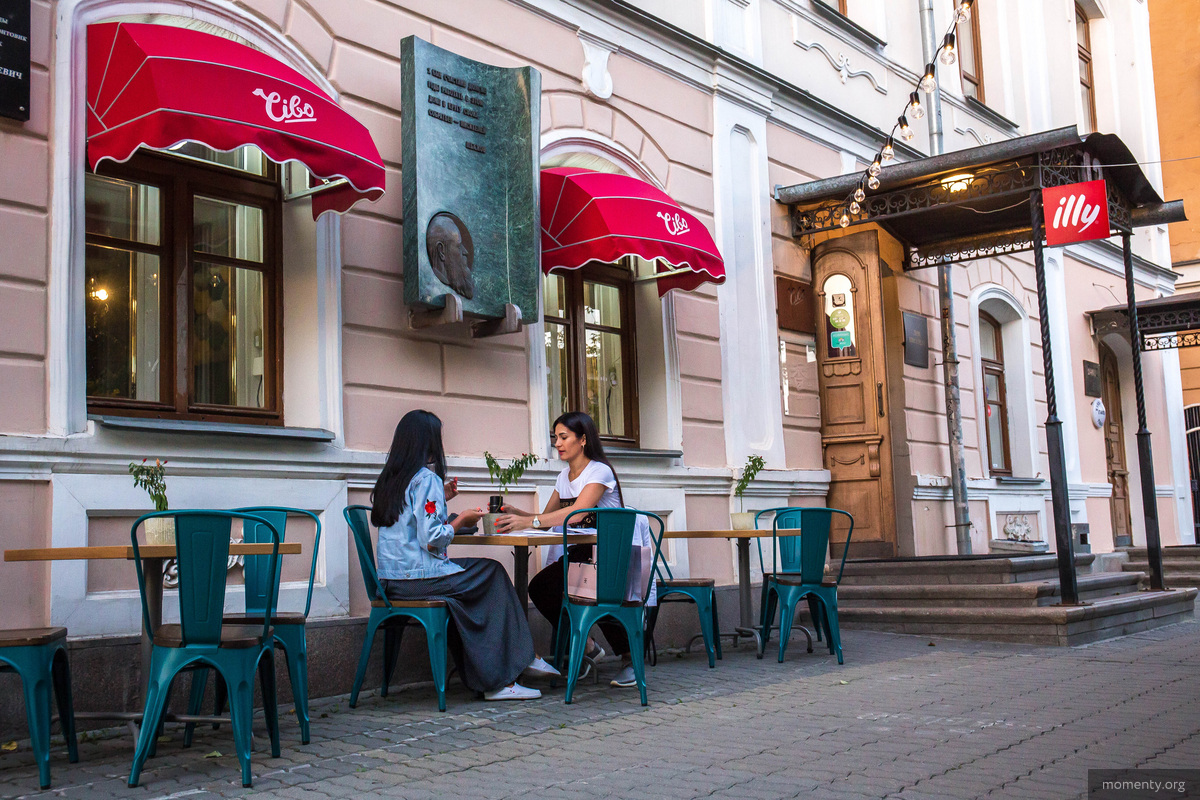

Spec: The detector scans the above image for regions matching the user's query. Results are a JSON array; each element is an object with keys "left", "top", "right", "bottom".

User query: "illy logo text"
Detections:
[
  {"left": 1042, "top": 180, "right": 1110, "bottom": 247},
  {"left": 252, "top": 89, "right": 316, "bottom": 124}
]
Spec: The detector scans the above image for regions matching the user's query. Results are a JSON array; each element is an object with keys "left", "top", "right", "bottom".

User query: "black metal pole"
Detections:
[
  {"left": 1030, "top": 191, "right": 1079, "bottom": 604},
  {"left": 1121, "top": 232, "right": 1167, "bottom": 591}
]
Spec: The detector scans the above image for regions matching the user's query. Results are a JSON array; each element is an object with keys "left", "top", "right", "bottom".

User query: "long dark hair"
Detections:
[
  {"left": 371, "top": 410, "right": 448, "bottom": 528},
  {"left": 552, "top": 411, "right": 624, "bottom": 506}
]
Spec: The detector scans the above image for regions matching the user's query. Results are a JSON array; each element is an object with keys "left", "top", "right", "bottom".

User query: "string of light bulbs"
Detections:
[{"left": 840, "top": 0, "right": 975, "bottom": 227}]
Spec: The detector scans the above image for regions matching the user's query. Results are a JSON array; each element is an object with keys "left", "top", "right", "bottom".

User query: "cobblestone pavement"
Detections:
[{"left": 2, "top": 620, "right": 1199, "bottom": 800}]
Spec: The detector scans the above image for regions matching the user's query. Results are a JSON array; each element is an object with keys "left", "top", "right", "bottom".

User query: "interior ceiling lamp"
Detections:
[{"left": 940, "top": 173, "right": 975, "bottom": 193}]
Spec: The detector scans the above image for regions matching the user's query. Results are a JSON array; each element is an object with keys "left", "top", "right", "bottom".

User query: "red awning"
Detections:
[
  {"left": 540, "top": 167, "right": 725, "bottom": 296},
  {"left": 86, "top": 22, "right": 385, "bottom": 219}
]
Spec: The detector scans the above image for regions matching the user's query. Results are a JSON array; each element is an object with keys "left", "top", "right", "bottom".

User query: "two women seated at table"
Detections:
[
  {"left": 496, "top": 411, "right": 655, "bottom": 690},
  {"left": 370, "top": 410, "right": 558, "bottom": 701}
]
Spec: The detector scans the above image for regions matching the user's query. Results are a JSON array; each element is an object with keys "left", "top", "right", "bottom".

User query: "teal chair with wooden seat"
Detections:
[
  {"left": 343, "top": 505, "right": 450, "bottom": 712},
  {"left": 757, "top": 507, "right": 854, "bottom": 664},
  {"left": 128, "top": 510, "right": 282, "bottom": 788},
  {"left": 0, "top": 627, "right": 78, "bottom": 789},
  {"left": 645, "top": 554, "right": 721, "bottom": 669},
  {"left": 753, "top": 508, "right": 817, "bottom": 654},
  {"left": 183, "top": 506, "right": 322, "bottom": 745},
  {"left": 552, "top": 508, "right": 665, "bottom": 706}
]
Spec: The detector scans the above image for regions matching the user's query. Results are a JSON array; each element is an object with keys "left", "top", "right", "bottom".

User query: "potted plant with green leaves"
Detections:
[
  {"left": 731, "top": 454, "right": 765, "bottom": 530},
  {"left": 130, "top": 458, "right": 173, "bottom": 545},
  {"left": 481, "top": 451, "right": 539, "bottom": 535}
]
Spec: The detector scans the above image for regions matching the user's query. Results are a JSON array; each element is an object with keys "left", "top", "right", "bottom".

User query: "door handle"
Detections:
[{"left": 876, "top": 382, "right": 884, "bottom": 417}]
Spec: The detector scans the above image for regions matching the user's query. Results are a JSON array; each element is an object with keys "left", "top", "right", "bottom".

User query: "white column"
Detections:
[
  {"left": 1043, "top": 250, "right": 1088, "bottom": 524},
  {"left": 1159, "top": 348, "right": 1197, "bottom": 544}
]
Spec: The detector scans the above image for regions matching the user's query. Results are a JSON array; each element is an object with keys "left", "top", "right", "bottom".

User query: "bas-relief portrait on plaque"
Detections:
[{"left": 401, "top": 36, "right": 541, "bottom": 325}]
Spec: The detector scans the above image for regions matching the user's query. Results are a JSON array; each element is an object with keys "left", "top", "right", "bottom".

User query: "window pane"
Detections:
[
  {"left": 167, "top": 143, "right": 268, "bottom": 176},
  {"left": 194, "top": 196, "right": 264, "bottom": 262},
  {"left": 1080, "top": 77, "right": 1095, "bottom": 132},
  {"left": 586, "top": 330, "right": 625, "bottom": 437},
  {"left": 545, "top": 321, "right": 570, "bottom": 426},
  {"left": 193, "top": 262, "right": 266, "bottom": 408},
  {"left": 979, "top": 319, "right": 999, "bottom": 361},
  {"left": 822, "top": 274, "right": 857, "bottom": 357},
  {"left": 987, "top": 403, "right": 1007, "bottom": 471},
  {"left": 85, "top": 244, "right": 161, "bottom": 401},
  {"left": 584, "top": 282, "right": 622, "bottom": 328},
  {"left": 957, "top": 20, "right": 978, "bottom": 79},
  {"left": 85, "top": 175, "right": 161, "bottom": 245},
  {"left": 544, "top": 272, "right": 567, "bottom": 318}
]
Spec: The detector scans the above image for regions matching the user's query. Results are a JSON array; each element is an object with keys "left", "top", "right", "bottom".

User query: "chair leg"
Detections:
[
  {"left": 50, "top": 647, "right": 79, "bottom": 764},
  {"left": 224, "top": 667, "right": 256, "bottom": 788},
  {"left": 711, "top": 594, "right": 723, "bottom": 660},
  {"left": 563, "top": 611, "right": 591, "bottom": 705},
  {"left": 422, "top": 614, "right": 449, "bottom": 712},
  {"left": 182, "top": 666, "right": 210, "bottom": 747},
  {"left": 759, "top": 586, "right": 778, "bottom": 659},
  {"left": 694, "top": 594, "right": 716, "bottom": 669},
  {"left": 381, "top": 623, "right": 403, "bottom": 698},
  {"left": 820, "top": 591, "right": 844, "bottom": 664},
  {"left": 807, "top": 596, "right": 824, "bottom": 642},
  {"left": 21, "top": 657, "right": 53, "bottom": 789},
  {"left": 549, "top": 606, "right": 570, "bottom": 689},
  {"left": 148, "top": 678, "right": 177, "bottom": 758},
  {"left": 128, "top": 650, "right": 175, "bottom": 787},
  {"left": 276, "top": 627, "right": 311, "bottom": 743},
  {"left": 644, "top": 605, "right": 660, "bottom": 667},
  {"left": 777, "top": 598, "right": 796, "bottom": 664},
  {"left": 258, "top": 650, "right": 281, "bottom": 758},
  {"left": 350, "top": 614, "right": 383, "bottom": 708},
  {"left": 625, "top": 613, "right": 648, "bottom": 707},
  {"left": 213, "top": 672, "right": 228, "bottom": 728}
]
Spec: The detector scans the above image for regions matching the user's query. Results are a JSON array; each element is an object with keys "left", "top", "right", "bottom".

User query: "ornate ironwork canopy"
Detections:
[
  {"left": 1091, "top": 292, "right": 1200, "bottom": 351},
  {"left": 775, "top": 126, "right": 1184, "bottom": 270}
]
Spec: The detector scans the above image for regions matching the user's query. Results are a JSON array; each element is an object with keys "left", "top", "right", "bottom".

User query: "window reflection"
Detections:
[{"left": 822, "top": 274, "right": 857, "bottom": 358}]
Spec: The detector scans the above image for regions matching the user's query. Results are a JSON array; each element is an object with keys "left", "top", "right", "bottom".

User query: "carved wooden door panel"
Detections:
[
  {"left": 1100, "top": 345, "right": 1132, "bottom": 547},
  {"left": 812, "top": 231, "right": 896, "bottom": 558}
]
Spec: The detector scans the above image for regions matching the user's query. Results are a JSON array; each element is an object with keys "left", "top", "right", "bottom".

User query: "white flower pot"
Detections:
[
  {"left": 731, "top": 512, "right": 756, "bottom": 531},
  {"left": 146, "top": 516, "right": 176, "bottom": 546}
]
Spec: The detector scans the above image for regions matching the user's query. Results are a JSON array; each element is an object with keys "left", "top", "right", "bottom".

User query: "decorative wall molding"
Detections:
[
  {"left": 791, "top": 15, "right": 886, "bottom": 95},
  {"left": 577, "top": 29, "right": 616, "bottom": 99},
  {"left": 955, "top": 125, "right": 993, "bottom": 146}
]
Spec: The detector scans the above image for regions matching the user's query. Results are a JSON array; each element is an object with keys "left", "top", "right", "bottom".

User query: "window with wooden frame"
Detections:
[
  {"left": 957, "top": 4, "right": 984, "bottom": 103},
  {"left": 84, "top": 145, "right": 283, "bottom": 424},
  {"left": 1076, "top": 3, "right": 1097, "bottom": 134},
  {"left": 543, "top": 260, "right": 639, "bottom": 447},
  {"left": 979, "top": 312, "right": 1011, "bottom": 475}
]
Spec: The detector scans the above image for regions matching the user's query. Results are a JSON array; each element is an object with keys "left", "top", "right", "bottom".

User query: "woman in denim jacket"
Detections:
[{"left": 372, "top": 410, "right": 557, "bottom": 700}]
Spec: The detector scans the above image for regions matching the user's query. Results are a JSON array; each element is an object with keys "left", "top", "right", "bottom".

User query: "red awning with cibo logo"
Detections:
[{"left": 86, "top": 22, "right": 385, "bottom": 218}]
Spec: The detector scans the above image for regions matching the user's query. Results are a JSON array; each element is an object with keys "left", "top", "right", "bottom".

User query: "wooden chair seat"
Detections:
[
  {"left": 371, "top": 598, "right": 447, "bottom": 608},
  {"left": 567, "top": 595, "right": 641, "bottom": 607},
  {"left": 0, "top": 627, "right": 68, "bottom": 648},
  {"left": 223, "top": 611, "right": 306, "bottom": 625},
  {"left": 657, "top": 578, "right": 715, "bottom": 588},
  {"left": 153, "top": 624, "right": 269, "bottom": 649}
]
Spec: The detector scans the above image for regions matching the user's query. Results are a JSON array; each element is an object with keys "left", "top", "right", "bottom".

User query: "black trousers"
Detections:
[
  {"left": 382, "top": 558, "right": 535, "bottom": 693},
  {"left": 528, "top": 544, "right": 631, "bottom": 656}
]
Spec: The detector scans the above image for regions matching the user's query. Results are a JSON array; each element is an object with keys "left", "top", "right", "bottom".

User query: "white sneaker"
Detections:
[
  {"left": 522, "top": 656, "right": 561, "bottom": 679},
  {"left": 484, "top": 683, "right": 541, "bottom": 701},
  {"left": 610, "top": 664, "right": 638, "bottom": 688}
]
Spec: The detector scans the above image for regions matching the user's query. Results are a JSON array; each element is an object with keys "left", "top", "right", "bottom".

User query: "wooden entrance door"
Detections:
[
  {"left": 812, "top": 231, "right": 896, "bottom": 558},
  {"left": 1100, "top": 344, "right": 1132, "bottom": 547}
]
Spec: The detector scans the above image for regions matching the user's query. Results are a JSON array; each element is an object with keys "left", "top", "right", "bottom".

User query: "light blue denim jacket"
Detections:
[{"left": 376, "top": 468, "right": 464, "bottom": 581}]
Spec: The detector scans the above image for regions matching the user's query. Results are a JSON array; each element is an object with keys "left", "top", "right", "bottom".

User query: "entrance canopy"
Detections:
[
  {"left": 540, "top": 167, "right": 726, "bottom": 296},
  {"left": 86, "top": 22, "right": 386, "bottom": 218},
  {"left": 1091, "top": 292, "right": 1200, "bottom": 351},
  {"left": 775, "top": 126, "right": 1184, "bottom": 269}
]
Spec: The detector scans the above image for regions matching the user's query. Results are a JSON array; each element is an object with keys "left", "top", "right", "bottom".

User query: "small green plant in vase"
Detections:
[
  {"left": 130, "top": 458, "right": 174, "bottom": 545},
  {"left": 731, "top": 454, "right": 765, "bottom": 530},
  {"left": 482, "top": 451, "right": 539, "bottom": 535}
]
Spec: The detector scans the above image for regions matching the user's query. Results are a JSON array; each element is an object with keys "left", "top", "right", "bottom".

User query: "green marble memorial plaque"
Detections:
[{"left": 401, "top": 36, "right": 541, "bottom": 331}]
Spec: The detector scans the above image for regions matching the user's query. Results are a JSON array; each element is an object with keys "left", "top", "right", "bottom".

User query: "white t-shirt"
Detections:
[{"left": 543, "top": 459, "right": 656, "bottom": 604}]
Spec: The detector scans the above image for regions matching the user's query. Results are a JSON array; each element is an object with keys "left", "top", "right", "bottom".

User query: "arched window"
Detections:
[{"left": 979, "top": 311, "right": 1011, "bottom": 475}]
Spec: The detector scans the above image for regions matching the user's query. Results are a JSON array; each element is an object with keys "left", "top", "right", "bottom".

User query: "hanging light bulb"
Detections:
[
  {"left": 940, "top": 33, "right": 957, "bottom": 65},
  {"left": 882, "top": 138, "right": 895, "bottom": 161},
  {"left": 854, "top": 186, "right": 866, "bottom": 203},
  {"left": 849, "top": 200, "right": 861, "bottom": 215},
  {"left": 898, "top": 115, "right": 914, "bottom": 141},
  {"left": 868, "top": 156, "right": 882, "bottom": 177},
  {"left": 909, "top": 91, "right": 925, "bottom": 119},
  {"left": 919, "top": 63, "right": 937, "bottom": 93},
  {"left": 839, "top": 211, "right": 850, "bottom": 228},
  {"left": 867, "top": 175, "right": 880, "bottom": 190},
  {"left": 957, "top": 0, "right": 973, "bottom": 23}
]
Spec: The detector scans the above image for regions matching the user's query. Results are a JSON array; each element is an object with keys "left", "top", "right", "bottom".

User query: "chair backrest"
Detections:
[
  {"left": 757, "top": 507, "right": 855, "bottom": 584},
  {"left": 563, "top": 507, "right": 665, "bottom": 606},
  {"left": 234, "top": 506, "right": 323, "bottom": 617},
  {"left": 343, "top": 505, "right": 391, "bottom": 608},
  {"left": 131, "top": 510, "right": 280, "bottom": 647}
]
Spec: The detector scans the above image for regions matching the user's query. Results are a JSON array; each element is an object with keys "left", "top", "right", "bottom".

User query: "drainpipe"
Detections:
[{"left": 920, "top": 0, "right": 972, "bottom": 554}]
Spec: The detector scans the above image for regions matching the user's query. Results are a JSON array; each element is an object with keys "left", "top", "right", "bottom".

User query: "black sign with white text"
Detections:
[{"left": 0, "top": 0, "right": 30, "bottom": 122}]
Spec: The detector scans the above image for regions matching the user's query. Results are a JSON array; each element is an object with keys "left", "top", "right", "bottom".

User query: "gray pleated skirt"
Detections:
[{"left": 382, "top": 557, "right": 535, "bottom": 693}]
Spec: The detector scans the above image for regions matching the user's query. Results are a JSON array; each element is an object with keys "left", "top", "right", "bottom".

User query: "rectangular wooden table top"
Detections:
[
  {"left": 4, "top": 542, "right": 303, "bottom": 562},
  {"left": 451, "top": 528, "right": 799, "bottom": 546}
]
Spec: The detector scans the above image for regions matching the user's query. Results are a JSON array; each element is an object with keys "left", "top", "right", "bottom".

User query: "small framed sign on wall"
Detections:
[
  {"left": 902, "top": 311, "right": 930, "bottom": 368},
  {"left": 0, "top": 0, "right": 31, "bottom": 122}
]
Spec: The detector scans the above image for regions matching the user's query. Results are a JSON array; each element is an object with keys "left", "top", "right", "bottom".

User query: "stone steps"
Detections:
[
  {"left": 836, "top": 572, "right": 1142, "bottom": 609},
  {"left": 1121, "top": 546, "right": 1200, "bottom": 588},
  {"left": 837, "top": 553, "right": 1096, "bottom": 586}
]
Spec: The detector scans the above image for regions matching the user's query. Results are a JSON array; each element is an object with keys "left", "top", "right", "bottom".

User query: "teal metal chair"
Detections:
[
  {"left": 0, "top": 628, "right": 78, "bottom": 789},
  {"left": 552, "top": 508, "right": 664, "bottom": 706},
  {"left": 645, "top": 553, "right": 721, "bottom": 668},
  {"left": 757, "top": 507, "right": 853, "bottom": 664},
  {"left": 128, "top": 510, "right": 282, "bottom": 788},
  {"left": 343, "top": 506, "right": 450, "bottom": 712},
  {"left": 184, "top": 507, "right": 322, "bottom": 745},
  {"left": 753, "top": 508, "right": 817, "bottom": 652}
]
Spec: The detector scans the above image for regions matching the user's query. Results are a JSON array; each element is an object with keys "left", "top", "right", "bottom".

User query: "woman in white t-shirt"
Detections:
[{"left": 495, "top": 411, "right": 651, "bottom": 689}]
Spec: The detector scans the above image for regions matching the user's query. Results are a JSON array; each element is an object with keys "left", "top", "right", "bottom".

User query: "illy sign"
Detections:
[{"left": 1042, "top": 179, "right": 1110, "bottom": 247}]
